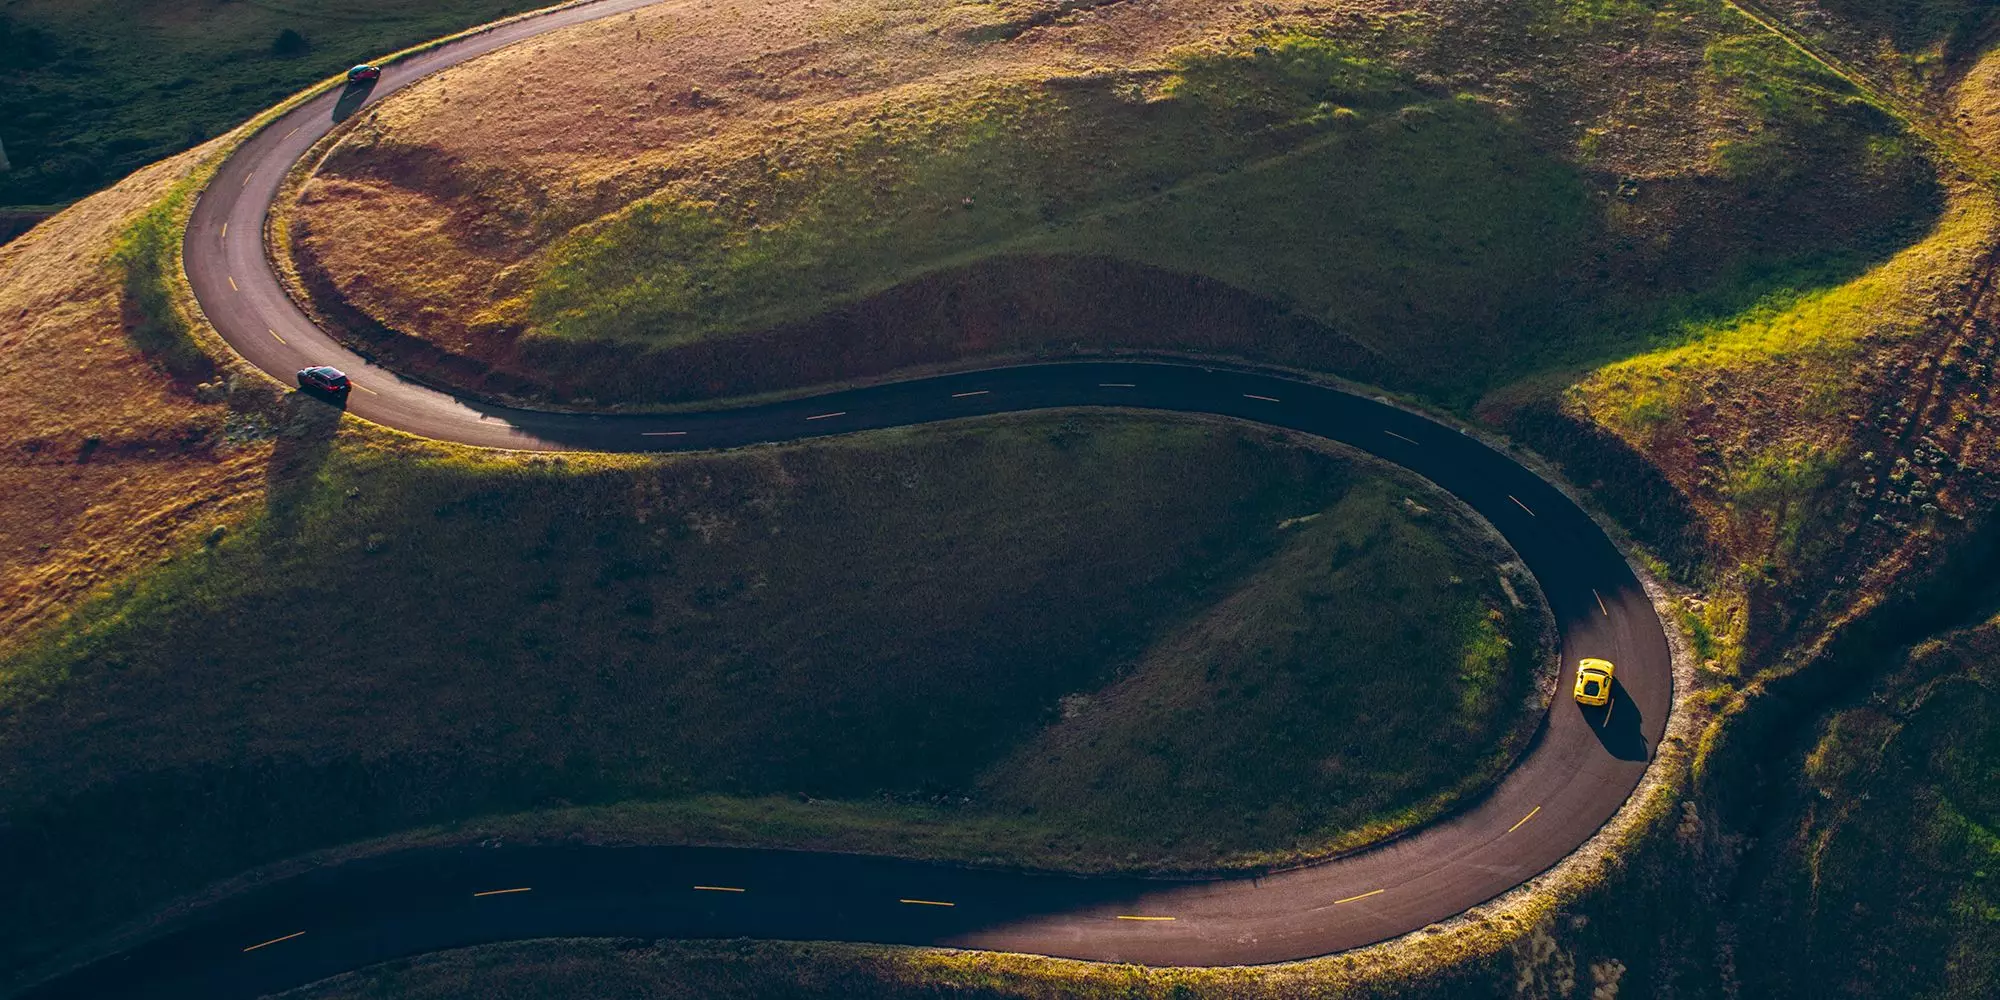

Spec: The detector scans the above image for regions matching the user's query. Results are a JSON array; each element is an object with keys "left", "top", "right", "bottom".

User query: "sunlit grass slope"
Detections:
[
  {"left": 289, "top": 0, "right": 1939, "bottom": 408},
  {"left": 1549, "top": 31, "right": 2000, "bottom": 669}
]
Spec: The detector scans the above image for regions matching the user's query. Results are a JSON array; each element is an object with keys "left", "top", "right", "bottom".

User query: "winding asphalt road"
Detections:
[{"left": 26, "top": 2, "right": 1673, "bottom": 995}]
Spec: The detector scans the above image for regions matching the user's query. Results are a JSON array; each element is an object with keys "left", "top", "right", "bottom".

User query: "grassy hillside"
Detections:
[
  {"left": 0, "top": 141, "right": 271, "bottom": 649},
  {"left": 254, "top": 6, "right": 2000, "bottom": 999},
  {"left": 0, "top": 412, "right": 1543, "bottom": 977},
  {"left": 284, "top": 0, "right": 1938, "bottom": 409},
  {"left": 0, "top": 0, "right": 545, "bottom": 212},
  {"left": 10, "top": 0, "right": 2000, "bottom": 997},
  {"left": 1735, "top": 616, "right": 2000, "bottom": 998}
]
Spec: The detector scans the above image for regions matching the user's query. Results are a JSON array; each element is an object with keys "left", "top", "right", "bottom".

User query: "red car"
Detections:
[
  {"left": 346, "top": 64, "right": 381, "bottom": 84},
  {"left": 297, "top": 366, "right": 352, "bottom": 396}
]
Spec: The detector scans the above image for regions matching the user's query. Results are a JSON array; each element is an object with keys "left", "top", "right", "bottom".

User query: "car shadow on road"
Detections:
[
  {"left": 332, "top": 80, "right": 376, "bottom": 123},
  {"left": 1585, "top": 679, "right": 1649, "bottom": 761}
]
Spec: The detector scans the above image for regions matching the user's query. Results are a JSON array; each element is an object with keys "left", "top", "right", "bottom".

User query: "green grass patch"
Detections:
[
  {"left": 0, "top": 413, "right": 1540, "bottom": 971},
  {"left": 1705, "top": 30, "right": 1910, "bottom": 186},
  {"left": 0, "top": 0, "right": 547, "bottom": 208}
]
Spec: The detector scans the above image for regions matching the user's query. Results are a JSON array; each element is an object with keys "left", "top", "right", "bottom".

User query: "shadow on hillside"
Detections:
[{"left": 265, "top": 389, "right": 344, "bottom": 536}]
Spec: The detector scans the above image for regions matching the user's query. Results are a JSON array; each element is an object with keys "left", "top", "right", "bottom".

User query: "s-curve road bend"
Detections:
[{"left": 30, "top": 3, "right": 1667, "bottom": 997}]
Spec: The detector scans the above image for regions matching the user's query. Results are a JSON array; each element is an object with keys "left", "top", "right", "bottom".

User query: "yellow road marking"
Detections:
[
  {"left": 1602, "top": 694, "right": 1616, "bottom": 729},
  {"left": 1508, "top": 495, "right": 1535, "bottom": 517},
  {"left": 242, "top": 170, "right": 254, "bottom": 186},
  {"left": 899, "top": 898, "right": 956, "bottom": 907},
  {"left": 693, "top": 885, "right": 745, "bottom": 892},
  {"left": 242, "top": 931, "right": 305, "bottom": 953},
  {"left": 1116, "top": 915, "right": 1176, "bottom": 921},
  {"left": 1507, "top": 805, "right": 1541, "bottom": 834},
  {"left": 1594, "top": 590, "right": 1609, "bottom": 616},
  {"left": 348, "top": 380, "right": 378, "bottom": 395},
  {"left": 806, "top": 411, "right": 845, "bottom": 421},
  {"left": 473, "top": 887, "right": 532, "bottom": 897},
  {"left": 228, "top": 276, "right": 239, "bottom": 291},
  {"left": 220, "top": 222, "right": 228, "bottom": 239},
  {"left": 1098, "top": 383, "right": 1136, "bottom": 388},
  {"left": 951, "top": 390, "right": 989, "bottom": 398},
  {"left": 269, "top": 329, "right": 285, "bottom": 344},
  {"left": 1243, "top": 394, "right": 1281, "bottom": 403},
  {"left": 1384, "top": 430, "right": 1420, "bottom": 445},
  {"left": 1334, "top": 889, "right": 1384, "bottom": 905},
  {"left": 641, "top": 430, "right": 687, "bottom": 437}
]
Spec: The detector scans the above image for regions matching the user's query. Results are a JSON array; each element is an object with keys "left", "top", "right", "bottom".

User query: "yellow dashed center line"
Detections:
[
  {"left": 951, "top": 390, "right": 989, "bottom": 398},
  {"left": 1116, "top": 914, "right": 1176, "bottom": 921},
  {"left": 805, "top": 411, "right": 845, "bottom": 421},
  {"left": 1594, "top": 590, "right": 1609, "bottom": 616},
  {"left": 241, "top": 170, "right": 254, "bottom": 186},
  {"left": 268, "top": 329, "right": 285, "bottom": 344},
  {"left": 348, "top": 380, "right": 378, "bottom": 395},
  {"left": 1243, "top": 394, "right": 1281, "bottom": 403},
  {"left": 1334, "top": 888, "right": 1385, "bottom": 905},
  {"left": 472, "top": 887, "right": 532, "bottom": 897},
  {"left": 220, "top": 222, "right": 228, "bottom": 239},
  {"left": 242, "top": 930, "right": 304, "bottom": 953},
  {"left": 1508, "top": 495, "right": 1535, "bottom": 517},
  {"left": 1508, "top": 805, "right": 1542, "bottom": 834},
  {"left": 899, "top": 898, "right": 956, "bottom": 907},
  {"left": 228, "top": 276, "right": 239, "bottom": 291},
  {"left": 1384, "top": 430, "right": 1420, "bottom": 446},
  {"left": 693, "top": 885, "right": 746, "bottom": 893},
  {"left": 1602, "top": 695, "right": 1616, "bottom": 729}
]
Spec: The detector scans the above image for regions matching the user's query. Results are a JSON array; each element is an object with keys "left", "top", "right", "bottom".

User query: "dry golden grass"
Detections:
[
  {"left": 283, "top": 0, "right": 1940, "bottom": 425},
  {"left": 0, "top": 149, "right": 269, "bottom": 647},
  {"left": 285, "top": 0, "right": 1296, "bottom": 352},
  {"left": 1960, "top": 45, "right": 2000, "bottom": 158}
]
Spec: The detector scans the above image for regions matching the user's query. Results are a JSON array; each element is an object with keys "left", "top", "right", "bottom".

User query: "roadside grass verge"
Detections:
[
  {"left": 0, "top": 0, "right": 547, "bottom": 211},
  {"left": 108, "top": 177, "right": 214, "bottom": 383},
  {"left": 279, "top": 936, "right": 1508, "bottom": 1000},
  {"left": 0, "top": 413, "right": 1542, "bottom": 973}
]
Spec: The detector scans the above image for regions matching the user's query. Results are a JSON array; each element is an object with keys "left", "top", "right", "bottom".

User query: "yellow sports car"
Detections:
[{"left": 1573, "top": 658, "right": 1615, "bottom": 707}]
